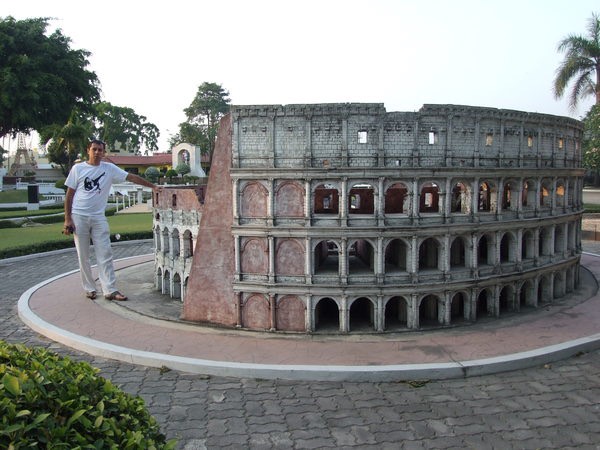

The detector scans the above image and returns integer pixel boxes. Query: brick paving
[2,240,600,449]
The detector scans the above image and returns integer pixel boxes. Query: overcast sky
[3,0,599,152]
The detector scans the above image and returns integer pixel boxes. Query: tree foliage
[144,166,160,182]
[176,162,190,176]
[94,101,159,153]
[554,12,600,110]
[39,109,93,176]
[172,82,230,154]
[583,105,600,183]
[0,17,100,138]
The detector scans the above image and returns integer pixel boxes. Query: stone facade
[158,103,584,333]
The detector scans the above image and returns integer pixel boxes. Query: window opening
[485,133,493,146]
[527,136,534,148]
[428,131,438,145]
[358,130,368,144]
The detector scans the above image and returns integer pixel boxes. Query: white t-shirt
[65,161,129,216]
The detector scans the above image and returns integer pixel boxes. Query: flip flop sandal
[85,291,97,300]
[105,291,128,301]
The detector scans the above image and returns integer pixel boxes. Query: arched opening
[419,238,440,271]
[499,233,514,263]
[521,230,536,260]
[384,183,409,214]
[154,226,161,251]
[451,182,470,214]
[419,295,440,327]
[163,270,171,296]
[349,184,375,214]
[314,298,339,332]
[162,228,170,255]
[314,240,339,275]
[348,239,375,274]
[183,230,194,258]
[502,182,515,210]
[172,229,180,258]
[538,276,552,305]
[450,292,467,323]
[384,239,408,272]
[519,280,535,309]
[314,184,339,214]
[554,226,565,255]
[540,227,552,256]
[476,289,491,319]
[155,267,163,292]
[478,181,497,212]
[384,296,408,330]
[173,273,182,299]
[419,182,440,213]
[556,181,565,207]
[477,235,493,266]
[349,297,375,331]
[499,285,513,313]
[540,181,552,207]
[449,237,467,268]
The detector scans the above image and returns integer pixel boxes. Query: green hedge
[0,340,176,449]
[0,231,152,260]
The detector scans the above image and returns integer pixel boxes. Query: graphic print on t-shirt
[84,172,106,192]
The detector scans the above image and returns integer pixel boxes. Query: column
[340,296,348,333]
[305,237,312,284]
[304,179,311,225]
[267,178,274,226]
[269,294,276,331]
[268,236,275,282]
[377,177,385,226]
[305,294,313,332]
[234,236,241,281]
[340,238,348,284]
[236,292,243,327]
[340,177,348,226]
[232,178,240,225]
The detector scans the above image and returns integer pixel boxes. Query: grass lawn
[0,190,51,203]
[0,213,153,253]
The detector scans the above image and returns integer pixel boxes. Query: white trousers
[72,213,117,295]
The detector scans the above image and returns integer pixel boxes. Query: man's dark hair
[88,139,106,150]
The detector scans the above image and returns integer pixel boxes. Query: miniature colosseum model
[153,103,584,333]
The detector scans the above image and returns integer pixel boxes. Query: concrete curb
[17,259,600,381]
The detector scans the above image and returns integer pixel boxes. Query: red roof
[104,154,172,166]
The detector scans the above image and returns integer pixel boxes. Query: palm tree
[554,13,600,110]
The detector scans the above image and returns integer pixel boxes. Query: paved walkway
[3,241,600,448]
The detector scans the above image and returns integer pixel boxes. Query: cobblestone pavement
[2,241,600,449]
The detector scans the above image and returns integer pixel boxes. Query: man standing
[63,139,156,301]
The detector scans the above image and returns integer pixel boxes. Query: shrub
[0,340,176,449]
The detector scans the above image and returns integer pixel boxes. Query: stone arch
[276,295,306,332]
[275,180,304,217]
[240,238,268,274]
[172,228,180,258]
[553,271,566,298]
[476,288,493,319]
[539,227,553,256]
[498,284,515,314]
[478,181,497,212]
[540,178,552,207]
[419,237,441,270]
[348,297,375,331]
[348,182,375,214]
[384,296,408,330]
[449,236,468,268]
[418,294,442,327]
[314,297,340,331]
[348,239,376,274]
[275,239,305,276]
[522,179,537,209]
[451,181,471,214]
[241,181,268,218]
[242,294,270,330]
[538,274,553,305]
[477,234,495,266]
[314,183,339,214]
[313,240,339,275]
[499,231,516,263]
[162,227,170,255]
[450,291,468,323]
[521,229,536,260]
[419,182,440,213]
[173,272,182,299]
[183,229,194,258]
[155,267,163,292]
[384,182,409,214]
[163,270,171,296]
[518,279,535,309]
[554,225,565,256]
[501,179,518,211]
[384,238,409,272]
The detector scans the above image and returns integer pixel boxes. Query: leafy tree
[168,122,209,150]
[144,166,160,183]
[0,144,6,167]
[176,82,230,155]
[0,17,99,138]
[40,110,93,176]
[94,101,159,153]
[554,12,600,110]
[583,104,600,184]
[176,162,190,176]
[165,169,178,183]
